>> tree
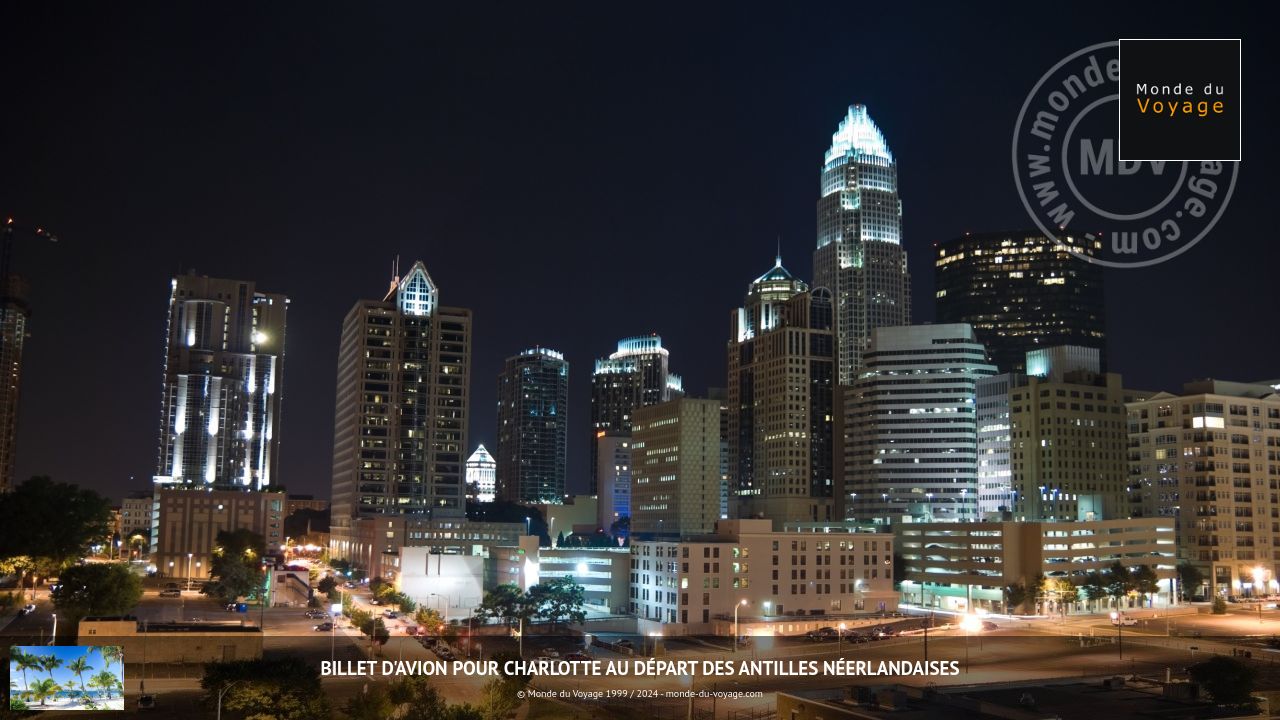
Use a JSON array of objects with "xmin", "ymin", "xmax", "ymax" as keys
[
  {"xmin": 609, "ymin": 515, "xmax": 630, "ymax": 542},
  {"xmin": 1131, "ymin": 565, "xmax": 1161, "ymax": 607},
  {"xmin": 416, "ymin": 607, "xmax": 445, "ymax": 633},
  {"xmin": 89, "ymin": 670, "xmax": 120, "ymax": 700},
  {"xmin": 479, "ymin": 677, "xmax": 522, "ymax": 720},
  {"xmin": 1177, "ymin": 562, "xmax": 1206, "ymax": 600},
  {"xmin": 528, "ymin": 577, "xmax": 586, "ymax": 632},
  {"xmin": 39, "ymin": 653, "xmax": 62, "ymax": 681},
  {"xmin": 0, "ymin": 477, "xmax": 113, "ymax": 566},
  {"xmin": 1082, "ymin": 571, "xmax": 1109, "ymax": 612},
  {"xmin": 11, "ymin": 648, "xmax": 41, "ymax": 697},
  {"xmin": 200, "ymin": 656, "xmax": 330, "ymax": 720},
  {"xmin": 98, "ymin": 646, "xmax": 122, "ymax": 675},
  {"xmin": 1106, "ymin": 562, "xmax": 1134, "ymax": 607},
  {"xmin": 1189, "ymin": 656, "xmax": 1258, "ymax": 709},
  {"xmin": 67, "ymin": 656, "xmax": 93, "ymax": 696},
  {"xmin": 51, "ymin": 563, "xmax": 143, "ymax": 625},
  {"xmin": 474, "ymin": 584, "xmax": 531, "ymax": 628},
  {"xmin": 316, "ymin": 576, "xmax": 338, "ymax": 595},
  {"xmin": 202, "ymin": 528, "xmax": 267, "ymax": 604},
  {"xmin": 1003, "ymin": 582, "xmax": 1029, "ymax": 613},
  {"xmin": 28, "ymin": 678, "xmax": 61, "ymax": 707},
  {"xmin": 1213, "ymin": 595, "xmax": 1228, "ymax": 614}
]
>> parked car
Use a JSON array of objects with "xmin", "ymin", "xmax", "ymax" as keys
[
  {"xmin": 19, "ymin": 603, "xmax": 36, "ymax": 616},
  {"xmin": 369, "ymin": 598, "xmax": 381, "ymax": 605},
  {"xmin": 981, "ymin": 621, "xmax": 999, "ymax": 631},
  {"xmin": 305, "ymin": 610, "xmax": 328, "ymax": 619},
  {"xmin": 1111, "ymin": 615, "xmax": 1138, "ymax": 626},
  {"xmin": 806, "ymin": 626, "xmax": 838, "ymax": 641},
  {"xmin": 314, "ymin": 622, "xmax": 334, "ymax": 631},
  {"xmin": 159, "ymin": 589, "xmax": 181, "ymax": 598},
  {"xmin": 383, "ymin": 610, "xmax": 398, "ymax": 619},
  {"xmin": 564, "ymin": 652, "xmax": 590, "ymax": 661}
]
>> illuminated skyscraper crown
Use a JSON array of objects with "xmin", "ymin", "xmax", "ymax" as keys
[{"xmin": 824, "ymin": 104, "xmax": 893, "ymax": 167}]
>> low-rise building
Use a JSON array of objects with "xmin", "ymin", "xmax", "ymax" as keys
[
  {"xmin": 79, "ymin": 616, "xmax": 262, "ymax": 665},
  {"xmin": 486, "ymin": 535, "xmax": 631, "ymax": 614},
  {"xmin": 332, "ymin": 516, "xmax": 523, "ymax": 583},
  {"xmin": 154, "ymin": 489, "xmax": 286, "ymax": 581},
  {"xmin": 630, "ymin": 519, "xmax": 896, "ymax": 636},
  {"xmin": 896, "ymin": 517, "xmax": 1176, "ymax": 612}
]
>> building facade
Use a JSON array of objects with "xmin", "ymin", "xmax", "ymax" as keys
[
  {"xmin": 153, "ymin": 274, "xmax": 288, "ymax": 492},
  {"xmin": 631, "ymin": 397, "xmax": 723, "ymax": 538},
  {"xmin": 896, "ymin": 518, "xmax": 1176, "ymax": 612},
  {"xmin": 934, "ymin": 231, "xmax": 1106, "ymax": 373},
  {"xmin": 727, "ymin": 256, "xmax": 836, "ymax": 527},
  {"xmin": 589, "ymin": 336, "xmax": 683, "ymax": 493},
  {"xmin": 153, "ymin": 488, "xmax": 285, "ymax": 581},
  {"xmin": 813, "ymin": 104, "xmax": 911, "ymax": 384},
  {"xmin": 595, "ymin": 431, "xmax": 631, "ymax": 534},
  {"xmin": 1005, "ymin": 347, "xmax": 1150, "ymax": 522},
  {"xmin": 465, "ymin": 444, "xmax": 497, "ymax": 503},
  {"xmin": 630, "ymin": 519, "xmax": 896, "ymax": 635},
  {"xmin": 1127, "ymin": 380, "xmax": 1280, "ymax": 597},
  {"xmin": 0, "ymin": 274, "xmax": 29, "ymax": 493},
  {"xmin": 495, "ymin": 347, "xmax": 569, "ymax": 504},
  {"xmin": 845, "ymin": 324, "xmax": 996, "ymax": 524},
  {"xmin": 329, "ymin": 261, "xmax": 472, "ymax": 559}
]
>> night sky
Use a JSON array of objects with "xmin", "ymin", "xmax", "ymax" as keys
[{"xmin": 2, "ymin": 4, "xmax": 1276, "ymax": 502}]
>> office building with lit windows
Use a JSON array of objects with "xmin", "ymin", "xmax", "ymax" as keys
[
  {"xmin": 465, "ymin": 444, "xmax": 496, "ymax": 503},
  {"xmin": 727, "ymin": 255, "xmax": 836, "ymax": 528},
  {"xmin": 153, "ymin": 274, "xmax": 288, "ymax": 493},
  {"xmin": 631, "ymin": 397, "xmax": 723, "ymax": 538},
  {"xmin": 329, "ymin": 261, "xmax": 472, "ymax": 564},
  {"xmin": 590, "ymin": 335, "xmax": 683, "ymax": 492},
  {"xmin": 844, "ymin": 324, "xmax": 996, "ymax": 524},
  {"xmin": 934, "ymin": 231, "xmax": 1106, "ymax": 373},
  {"xmin": 813, "ymin": 104, "xmax": 911, "ymax": 384},
  {"xmin": 496, "ymin": 347, "xmax": 568, "ymax": 504},
  {"xmin": 630, "ymin": 519, "xmax": 896, "ymax": 636},
  {"xmin": 1127, "ymin": 379, "xmax": 1280, "ymax": 598}
]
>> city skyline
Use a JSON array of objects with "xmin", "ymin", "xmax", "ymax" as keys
[{"xmin": 2, "ymin": 5, "xmax": 1277, "ymax": 503}]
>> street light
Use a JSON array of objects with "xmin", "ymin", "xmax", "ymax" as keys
[
  {"xmin": 1254, "ymin": 567, "xmax": 1268, "ymax": 623},
  {"xmin": 187, "ymin": 553, "xmax": 194, "ymax": 592},
  {"xmin": 216, "ymin": 680, "xmax": 241, "ymax": 720},
  {"xmin": 838, "ymin": 622, "xmax": 846, "ymax": 654},
  {"xmin": 1110, "ymin": 611, "xmax": 1124, "ymax": 659},
  {"xmin": 733, "ymin": 599, "xmax": 747, "ymax": 653},
  {"xmin": 50, "ymin": 613, "xmax": 57, "ymax": 645},
  {"xmin": 959, "ymin": 613, "xmax": 981, "ymax": 673}
]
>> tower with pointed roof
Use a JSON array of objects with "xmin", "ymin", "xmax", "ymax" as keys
[
  {"xmin": 329, "ymin": 260, "xmax": 472, "ymax": 562},
  {"xmin": 727, "ymin": 253, "xmax": 836, "ymax": 528},
  {"xmin": 813, "ymin": 104, "xmax": 911, "ymax": 384}
]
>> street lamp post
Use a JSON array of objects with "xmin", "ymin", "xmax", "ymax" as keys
[
  {"xmin": 187, "ymin": 553, "xmax": 194, "ymax": 592},
  {"xmin": 50, "ymin": 613, "xmax": 57, "ymax": 645},
  {"xmin": 1254, "ymin": 567, "xmax": 1268, "ymax": 624},
  {"xmin": 959, "ymin": 614, "xmax": 981, "ymax": 673},
  {"xmin": 216, "ymin": 680, "xmax": 241, "ymax": 720},
  {"xmin": 733, "ymin": 599, "xmax": 747, "ymax": 653},
  {"xmin": 838, "ymin": 622, "xmax": 846, "ymax": 654},
  {"xmin": 1110, "ymin": 612, "xmax": 1124, "ymax": 659}
]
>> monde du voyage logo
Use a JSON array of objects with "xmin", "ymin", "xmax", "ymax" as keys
[{"xmin": 1012, "ymin": 40, "xmax": 1240, "ymax": 268}]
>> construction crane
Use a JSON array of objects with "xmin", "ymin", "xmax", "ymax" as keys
[{"xmin": 1, "ymin": 217, "xmax": 58, "ymax": 309}]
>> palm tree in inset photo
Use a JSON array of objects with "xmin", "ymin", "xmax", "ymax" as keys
[
  {"xmin": 67, "ymin": 655, "xmax": 93, "ymax": 697},
  {"xmin": 11, "ymin": 648, "xmax": 41, "ymax": 697},
  {"xmin": 89, "ymin": 670, "xmax": 119, "ymax": 700},
  {"xmin": 28, "ymin": 678, "xmax": 61, "ymax": 707},
  {"xmin": 39, "ymin": 652, "xmax": 63, "ymax": 682},
  {"xmin": 98, "ymin": 645, "xmax": 123, "ymax": 675}
]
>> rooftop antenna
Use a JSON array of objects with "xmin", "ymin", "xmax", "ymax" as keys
[
  {"xmin": 384, "ymin": 255, "xmax": 402, "ymax": 302},
  {"xmin": 775, "ymin": 236, "xmax": 783, "ymax": 267}
]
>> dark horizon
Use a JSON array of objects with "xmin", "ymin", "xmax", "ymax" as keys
[{"xmin": 2, "ymin": 4, "xmax": 1276, "ymax": 503}]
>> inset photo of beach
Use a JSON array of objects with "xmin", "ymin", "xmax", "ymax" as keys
[{"xmin": 9, "ymin": 645, "xmax": 124, "ymax": 712}]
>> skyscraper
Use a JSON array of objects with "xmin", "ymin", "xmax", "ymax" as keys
[
  {"xmin": 465, "ymin": 444, "xmax": 496, "ymax": 503},
  {"xmin": 813, "ymin": 104, "xmax": 911, "ymax": 384},
  {"xmin": 594, "ymin": 431, "xmax": 631, "ymax": 533},
  {"xmin": 153, "ymin": 273, "xmax": 288, "ymax": 492},
  {"xmin": 329, "ymin": 261, "xmax": 472, "ymax": 542},
  {"xmin": 496, "ymin": 347, "xmax": 569, "ymax": 504},
  {"xmin": 0, "ymin": 274, "xmax": 29, "ymax": 493},
  {"xmin": 727, "ymin": 255, "xmax": 835, "ymax": 527},
  {"xmin": 845, "ymin": 324, "xmax": 996, "ymax": 524},
  {"xmin": 589, "ymin": 335, "xmax": 683, "ymax": 493},
  {"xmin": 934, "ymin": 231, "xmax": 1106, "ymax": 373}
]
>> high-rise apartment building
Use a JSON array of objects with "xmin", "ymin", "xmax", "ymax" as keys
[
  {"xmin": 0, "ymin": 274, "xmax": 29, "ymax": 493},
  {"xmin": 630, "ymin": 397, "xmax": 723, "ymax": 538},
  {"xmin": 813, "ymin": 104, "xmax": 911, "ymax": 384},
  {"xmin": 934, "ymin": 231, "xmax": 1106, "ymax": 373},
  {"xmin": 154, "ymin": 274, "xmax": 288, "ymax": 492},
  {"xmin": 590, "ymin": 336, "xmax": 682, "ymax": 492},
  {"xmin": 845, "ymin": 324, "xmax": 996, "ymax": 524},
  {"xmin": 329, "ymin": 261, "xmax": 471, "ymax": 557},
  {"xmin": 595, "ymin": 431, "xmax": 631, "ymax": 534},
  {"xmin": 976, "ymin": 373, "xmax": 1020, "ymax": 516},
  {"xmin": 727, "ymin": 256, "xmax": 835, "ymax": 527},
  {"xmin": 496, "ymin": 347, "xmax": 568, "ymax": 504},
  {"xmin": 465, "ymin": 444, "xmax": 496, "ymax": 503},
  {"xmin": 1127, "ymin": 380, "xmax": 1280, "ymax": 598}
]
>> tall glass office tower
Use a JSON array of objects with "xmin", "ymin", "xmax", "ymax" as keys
[
  {"xmin": 496, "ymin": 347, "xmax": 569, "ymax": 504},
  {"xmin": 813, "ymin": 104, "xmax": 911, "ymax": 384}
]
